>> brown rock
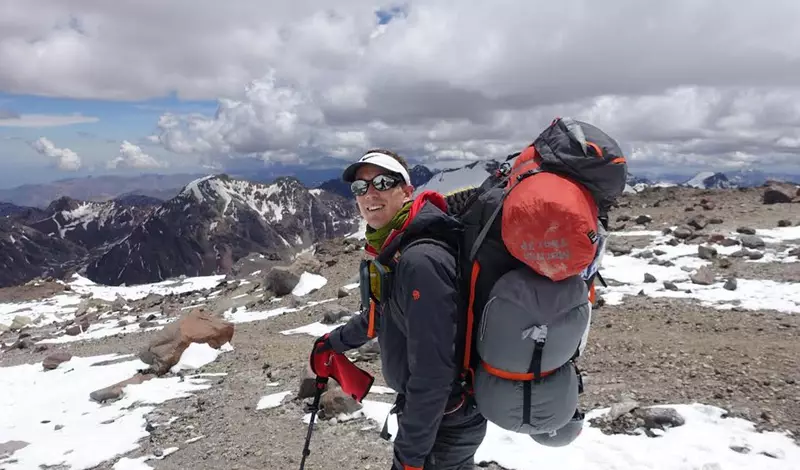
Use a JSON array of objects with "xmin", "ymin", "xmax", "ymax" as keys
[
  {"xmin": 697, "ymin": 245, "xmax": 717, "ymax": 260},
  {"xmin": 673, "ymin": 227, "xmax": 694, "ymax": 239},
  {"xmin": 740, "ymin": 235, "xmax": 765, "ymax": 249},
  {"xmin": 763, "ymin": 185, "xmax": 795, "ymax": 204},
  {"xmin": 319, "ymin": 387, "xmax": 363, "ymax": 419},
  {"xmin": 708, "ymin": 234, "xmax": 725, "ymax": 244},
  {"xmin": 138, "ymin": 309, "xmax": 234, "ymax": 375},
  {"xmin": 43, "ymin": 351, "xmax": 73, "ymax": 370},
  {"xmin": 321, "ymin": 305, "xmax": 352, "ymax": 324},
  {"xmin": 90, "ymin": 373, "xmax": 155, "ymax": 402},
  {"xmin": 65, "ymin": 318, "xmax": 90, "ymax": 336},
  {"xmin": 263, "ymin": 267, "xmax": 301, "ymax": 296},
  {"xmin": 686, "ymin": 215, "xmax": 707, "ymax": 231},
  {"xmin": 690, "ymin": 267, "xmax": 715, "ymax": 285},
  {"xmin": 297, "ymin": 365, "xmax": 329, "ymax": 399}
]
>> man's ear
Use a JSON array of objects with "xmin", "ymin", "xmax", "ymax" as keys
[{"xmin": 402, "ymin": 184, "xmax": 415, "ymax": 200}]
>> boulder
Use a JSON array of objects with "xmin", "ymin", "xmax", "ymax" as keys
[
  {"xmin": 686, "ymin": 215, "xmax": 707, "ymax": 231},
  {"xmin": 291, "ymin": 254, "xmax": 325, "ymax": 275},
  {"xmin": 763, "ymin": 184, "xmax": 796, "ymax": 204},
  {"xmin": 690, "ymin": 267, "xmax": 715, "ymax": 285},
  {"xmin": 663, "ymin": 281, "xmax": 679, "ymax": 291},
  {"xmin": 10, "ymin": 315, "xmax": 32, "ymax": 331},
  {"xmin": 90, "ymin": 373, "xmax": 155, "ymax": 402},
  {"xmin": 321, "ymin": 305, "xmax": 352, "ymax": 325},
  {"xmin": 138, "ymin": 309, "xmax": 234, "ymax": 375},
  {"xmin": 607, "ymin": 239, "xmax": 632, "ymax": 256},
  {"xmin": 719, "ymin": 238, "xmax": 740, "ymax": 247},
  {"xmin": 740, "ymin": 235, "xmax": 765, "ymax": 249},
  {"xmin": 673, "ymin": 227, "xmax": 694, "ymax": 240},
  {"xmin": 263, "ymin": 267, "xmax": 301, "ymax": 296},
  {"xmin": 43, "ymin": 351, "xmax": 73, "ymax": 370},
  {"xmin": 697, "ymin": 245, "xmax": 717, "ymax": 260},
  {"xmin": 590, "ymin": 402, "xmax": 685, "ymax": 437},
  {"xmin": 349, "ymin": 338, "xmax": 381, "ymax": 363},
  {"xmin": 297, "ymin": 364, "xmax": 329, "ymax": 399},
  {"xmin": 65, "ymin": 318, "xmax": 90, "ymax": 336},
  {"xmin": 319, "ymin": 387, "xmax": 363, "ymax": 420}
]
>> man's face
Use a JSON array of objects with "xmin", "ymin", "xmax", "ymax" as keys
[{"xmin": 354, "ymin": 163, "xmax": 413, "ymax": 230}]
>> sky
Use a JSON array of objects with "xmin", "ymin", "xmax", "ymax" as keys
[{"xmin": 1, "ymin": 0, "xmax": 800, "ymax": 189}]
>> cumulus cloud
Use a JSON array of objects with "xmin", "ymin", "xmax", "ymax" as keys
[
  {"xmin": 107, "ymin": 140, "xmax": 167, "ymax": 169},
  {"xmin": 4, "ymin": 1, "xmax": 800, "ymax": 171},
  {"xmin": 30, "ymin": 137, "xmax": 81, "ymax": 170}
]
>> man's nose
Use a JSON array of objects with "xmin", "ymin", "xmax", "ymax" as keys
[{"xmin": 363, "ymin": 181, "xmax": 380, "ymax": 197}]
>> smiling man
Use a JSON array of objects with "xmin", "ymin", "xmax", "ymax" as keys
[{"xmin": 310, "ymin": 149, "xmax": 486, "ymax": 470}]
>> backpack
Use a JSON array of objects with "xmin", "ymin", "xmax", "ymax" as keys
[
  {"xmin": 444, "ymin": 117, "xmax": 627, "ymax": 443},
  {"xmin": 366, "ymin": 117, "xmax": 627, "ymax": 444}
]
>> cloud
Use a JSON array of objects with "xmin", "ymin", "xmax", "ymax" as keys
[
  {"xmin": 0, "ymin": 108, "xmax": 20, "ymax": 119},
  {"xmin": 3, "ymin": 1, "xmax": 800, "ymax": 171},
  {"xmin": 0, "ymin": 113, "xmax": 99, "ymax": 127},
  {"xmin": 107, "ymin": 140, "xmax": 168, "ymax": 169},
  {"xmin": 30, "ymin": 137, "xmax": 81, "ymax": 170}
]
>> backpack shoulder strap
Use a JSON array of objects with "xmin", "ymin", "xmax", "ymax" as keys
[{"xmin": 401, "ymin": 237, "xmax": 457, "ymax": 258}]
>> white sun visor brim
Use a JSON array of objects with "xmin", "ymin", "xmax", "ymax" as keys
[{"xmin": 342, "ymin": 152, "xmax": 412, "ymax": 186}]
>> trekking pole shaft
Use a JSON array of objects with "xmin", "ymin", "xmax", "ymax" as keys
[{"xmin": 299, "ymin": 377, "xmax": 327, "ymax": 470}]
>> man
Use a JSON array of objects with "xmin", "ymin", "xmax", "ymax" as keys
[{"xmin": 311, "ymin": 149, "xmax": 487, "ymax": 470}]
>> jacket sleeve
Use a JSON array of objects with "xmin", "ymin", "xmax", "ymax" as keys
[
  {"xmin": 392, "ymin": 245, "xmax": 459, "ymax": 469},
  {"xmin": 328, "ymin": 303, "xmax": 376, "ymax": 353}
]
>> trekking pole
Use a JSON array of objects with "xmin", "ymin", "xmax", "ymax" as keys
[{"xmin": 299, "ymin": 376, "xmax": 328, "ymax": 470}]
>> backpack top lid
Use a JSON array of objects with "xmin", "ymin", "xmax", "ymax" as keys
[{"xmin": 527, "ymin": 117, "xmax": 628, "ymax": 213}]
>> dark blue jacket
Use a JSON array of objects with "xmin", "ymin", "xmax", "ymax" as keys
[{"xmin": 328, "ymin": 194, "xmax": 465, "ymax": 469}]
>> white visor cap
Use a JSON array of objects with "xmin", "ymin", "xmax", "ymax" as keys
[{"xmin": 342, "ymin": 152, "xmax": 411, "ymax": 186}]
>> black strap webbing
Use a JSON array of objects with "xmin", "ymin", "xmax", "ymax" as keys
[
  {"xmin": 522, "ymin": 381, "xmax": 532, "ymax": 426},
  {"xmin": 529, "ymin": 339, "xmax": 545, "ymax": 380}
]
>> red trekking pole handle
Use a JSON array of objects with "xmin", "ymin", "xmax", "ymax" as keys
[{"xmin": 299, "ymin": 376, "xmax": 328, "ymax": 470}]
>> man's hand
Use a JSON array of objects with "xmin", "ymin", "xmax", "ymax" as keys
[
  {"xmin": 313, "ymin": 333, "xmax": 333, "ymax": 354},
  {"xmin": 309, "ymin": 332, "xmax": 375, "ymax": 402},
  {"xmin": 309, "ymin": 333, "xmax": 335, "ymax": 377}
]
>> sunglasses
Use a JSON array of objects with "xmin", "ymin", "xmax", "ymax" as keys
[{"xmin": 350, "ymin": 173, "xmax": 403, "ymax": 196}]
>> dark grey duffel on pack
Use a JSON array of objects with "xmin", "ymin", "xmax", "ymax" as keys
[{"xmin": 472, "ymin": 267, "xmax": 590, "ymax": 434}]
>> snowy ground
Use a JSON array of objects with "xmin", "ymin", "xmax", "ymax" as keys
[
  {"xmin": 0, "ymin": 343, "xmax": 231, "ymax": 470},
  {"xmin": 600, "ymin": 226, "xmax": 800, "ymax": 314},
  {"xmin": 2, "ymin": 218, "xmax": 799, "ymax": 469},
  {"xmin": 294, "ymin": 400, "xmax": 799, "ymax": 470}
]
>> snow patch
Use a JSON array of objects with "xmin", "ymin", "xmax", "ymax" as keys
[
  {"xmin": 280, "ymin": 321, "xmax": 346, "ymax": 337},
  {"xmin": 292, "ymin": 272, "xmax": 328, "ymax": 296},
  {"xmin": 0, "ymin": 353, "xmax": 218, "ymax": 470},
  {"xmin": 256, "ymin": 390, "xmax": 292, "ymax": 410}
]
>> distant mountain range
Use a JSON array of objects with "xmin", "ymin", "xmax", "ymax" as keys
[
  {"xmin": 628, "ymin": 169, "xmax": 800, "ymax": 191},
  {"xmin": 1, "ymin": 174, "xmax": 358, "ymax": 288},
  {"xmin": 2, "ymin": 158, "xmax": 797, "ymax": 288}
]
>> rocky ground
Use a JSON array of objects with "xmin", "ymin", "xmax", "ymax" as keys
[{"xmin": 0, "ymin": 185, "xmax": 798, "ymax": 470}]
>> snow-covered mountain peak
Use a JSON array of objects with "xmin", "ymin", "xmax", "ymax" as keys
[
  {"xmin": 684, "ymin": 172, "xmax": 731, "ymax": 189},
  {"xmin": 176, "ymin": 174, "xmax": 316, "ymax": 222}
]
